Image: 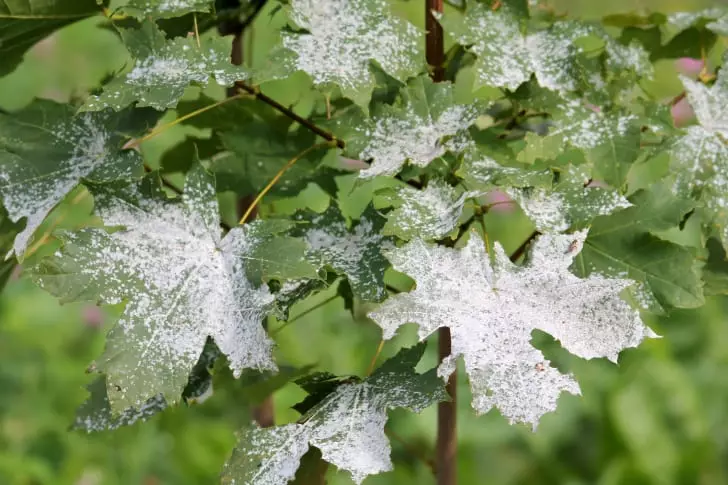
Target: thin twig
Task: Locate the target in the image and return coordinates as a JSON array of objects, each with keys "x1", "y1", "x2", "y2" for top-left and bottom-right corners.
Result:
[
  {"x1": 234, "y1": 82, "x2": 345, "y2": 149},
  {"x1": 271, "y1": 294, "x2": 339, "y2": 337},
  {"x1": 125, "y1": 93, "x2": 248, "y2": 149},
  {"x1": 239, "y1": 142, "x2": 332, "y2": 224},
  {"x1": 192, "y1": 13, "x2": 201, "y2": 48}
]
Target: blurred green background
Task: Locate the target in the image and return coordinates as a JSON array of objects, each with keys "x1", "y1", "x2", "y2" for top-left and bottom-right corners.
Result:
[{"x1": 3, "y1": 1, "x2": 728, "y2": 484}]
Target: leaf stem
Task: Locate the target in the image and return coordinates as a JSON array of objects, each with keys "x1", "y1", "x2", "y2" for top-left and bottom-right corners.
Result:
[
  {"x1": 125, "y1": 93, "x2": 248, "y2": 149},
  {"x1": 193, "y1": 13, "x2": 201, "y2": 48},
  {"x1": 238, "y1": 142, "x2": 332, "y2": 225},
  {"x1": 270, "y1": 294, "x2": 339, "y2": 336},
  {"x1": 366, "y1": 339, "x2": 385, "y2": 376}
]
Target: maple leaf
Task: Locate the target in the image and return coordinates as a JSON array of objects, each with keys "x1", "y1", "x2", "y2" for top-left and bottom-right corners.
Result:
[
  {"x1": 83, "y1": 21, "x2": 249, "y2": 111},
  {"x1": 378, "y1": 180, "x2": 471, "y2": 241},
  {"x1": 121, "y1": 0, "x2": 212, "y2": 19},
  {"x1": 369, "y1": 231, "x2": 656, "y2": 427},
  {"x1": 0, "y1": 100, "x2": 157, "y2": 259},
  {"x1": 507, "y1": 166, "x2": 631, "y2": 233},
  {"x1": 32, "y1": 166, "x2": 314, "y2": 412},
  {"x1": 0, "y1": 0, "x2": 102, "y2": 77},
  {"x1": 259, "y1": 0, "x2": 423, "y2": 109},
  {"x1": 333, "y1": 77, "x2": 481, "y2": 178},
  {"x1": 292, "y1": 205, "x2": 392, "y2": 302},
  {"x1": 518, "y1": 97, "x2": 641, "y2": 187},
  {"x1": 438, "y1": 3, "x2": 651, "y2": 93},
  {"x1": 221, "y1": 344, "x2": 447, "y2": 485},
  {"x1": 668, "y1": 71, "x2": 728, "y2": 251}
]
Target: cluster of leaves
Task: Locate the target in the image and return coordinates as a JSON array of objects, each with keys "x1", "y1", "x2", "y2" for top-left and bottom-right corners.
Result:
[{"x1": 2, "y1": 0, "x2": 728, "y2": 483}]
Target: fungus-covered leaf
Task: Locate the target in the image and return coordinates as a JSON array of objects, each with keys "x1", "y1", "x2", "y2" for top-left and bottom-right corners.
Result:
[
  {"x1": 221, "y1": 344, "x2": 447, "y2": 485},
  {"x1": 379, "y1": 180, "x2": 471, "y2": 240},
  {"x1": 508, "y1": 166, "x2": 631, "y2": 233},
  {"x1": 669, "y1": 72, "x2": 728, "y2": 251},
  {"x1": 31, "y1": 166, "x2": 313, "y2": 411},
  {"x1": 334, "y1": 77, "x2": 480, "y2": 178},
  {"x1": 0, "y1": 0, "x2": 103, "y2": 77},
  {"x1": 121, "y1": 0, "x2": 212, "y2": 19},
  {"x1": 369, "y1": 231, "x2": 656, "y2": 427},
  {"x1": 292, "y1": 205, "x2": 392, "y2": 302},
  {"x1": 84, "y1": 21, "x2": 249, "y2": 111},
  {"x1": 261, "y1": 0, "x2": 423, "y2": 109},
  {"x1": 573, "y1": 184, "x2": 704, "y2": 310},
  {"x1": 519, "y1": 98, "x2": 640, "y2": 187},
  {"x1": 0, "y1": 100, "x2": 157, "y2": 259},
  {"x1": 439, "y1": 4, "x2": 650, "y2": 93}
]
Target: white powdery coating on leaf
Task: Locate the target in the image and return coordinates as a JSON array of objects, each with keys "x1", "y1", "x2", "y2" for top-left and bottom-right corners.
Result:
[
  {"x1": 71, "y1": 179, "x2": 276, "y2": 409},
  {"x1": 0, "y1": 113, "x2": 133, "y2": 258},
  {"x1": 508, "y1": 189, "x2": 569, "y2": 233},
  {"x1": 670, "y1": 75, "x2": 728, "y2": 244},
  {"x1": 368, "y1": 232, "x2": 656, "y2": 427},
  {"x1": 386, "y1": 182, "x2": 470, "y2": 239},
  {"x1": 282, "y1": 0, "x2": 419, "y2": 92},
  {"x1": 304, "y1": 213, "x2": 390, "y2": 299},
  {"x1": 553, "y1": 99, "x2": 635, "y2": 150},
  {"x1": 136, "y1": 0, "x2": 209, "y2": 14},
  {"x1": 359, "y1": 104, "x2": 478, "y2": 178}
]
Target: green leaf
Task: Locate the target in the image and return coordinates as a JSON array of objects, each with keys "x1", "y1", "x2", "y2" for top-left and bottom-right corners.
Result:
[
  {"x1": 0, "y1": 99, "x2": 157, "y2": 259},
  {"x1": 507, "y1": 165, "x2": 631, "y2": 233},
  {"x1": 518, "y1": 98, "x2": 641, "y2": 187},
  {"x1": 74, "y1": 376, "x2": 167, "y2": 432},
  {"x1": 30, "y1": 166, "x2": 305, "y2": 412},
  {"x1": 0, "y1": 0, "x2": 104, "y2": 77},
  {"x1": 84, "y1": 21, "x2": 249, "y2": 111},
  {"x1": 221, "y1": 344, "x2": 447, "y2": 485},
  {"x1": 121, "y1": 0, "x2": 212, "y2": 19},
  {"x1": 0, "y1": 205, "x2": 21, "y2": 290},
  {"x1": 212, "y1": 121, "x2": 341, "y2": 198},
  {"x1": 668, "y1": 72, "x2": 728, "y2": 252},
  {"x1": 257, "y1": 0, "x2": 424, "y2": 109},
  {"x1": 573, "y1": 184, "x2": 704, "y2": 310},
  {"x1": 332, "y1": 76, "x2": 481, "y2": 178},
  {"x1": 369, "y1": 231, "x2": 656, "y2": 427},
  {"x1": 378, "y1": 180, "x2": 470, "y2": 241},
  {"x1": 291, "y1": 204, "x2": 392, "y2": 302},
  {"x1": 439, "y1": 5, "x2": 651, "y2": 93}
]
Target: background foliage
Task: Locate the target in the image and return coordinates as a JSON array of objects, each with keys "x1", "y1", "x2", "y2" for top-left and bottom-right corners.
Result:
[{"x1": 2, "y1": 0, "x2": 728, "y2": 484}]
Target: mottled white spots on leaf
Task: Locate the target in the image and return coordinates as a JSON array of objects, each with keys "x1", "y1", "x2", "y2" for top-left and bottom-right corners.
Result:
[
  {"x1": 123, "y1": 0, "x2": 211, "y2": 18},
  {"x1": 382, "y1": 181, "x2": 472, "y2": 240},
  {"x1": 0, "y1": 101, "x2": 149, "y2": 259},
  {"x1": 671, "y1": 74, "x2": 728, "y2": 249},
  {"x1": 84, "y1": 22, "x2": 249, "y2": 111},
  {"x1": 271, "y1": 0, "x2": 422, "y2": 106},
  {"x1": 439, "y1": 5, "x2": 651, "y2": 92},
  {"x1": 222, "y1": 345, "x2": 446, "y2": 485},
  {"x1": 36, "y1": 166, "x2": 277, "y2": 412},
  {"x1": 369, "y1": 232, "x2": 656, "y2": 427}
]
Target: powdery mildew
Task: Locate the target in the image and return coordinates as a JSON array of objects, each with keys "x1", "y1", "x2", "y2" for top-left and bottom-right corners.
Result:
[
  {"x1": 440, "y1": 5, "x2": 651, "y2": 92},
  {"x1": 357, "y1": 104, "x2": 478, "y2": 178},
  {"x1": 383, "y1": 181, "x2": 471, "y2": 240},
  {"x1": 671, "y1": 75, "x2": 728, "y2": 248},
  {"x1": 369, "y1": 231, "x2": 657, "y2": 427},
  {"x1": 301, "y1": 209, "x2": 391, "y2": 301},
  {"x1": 508, "y1": 167, "x2": 631, "y2": 233},
  {"x1": 0, "y1": 109, "x2": 140, "y2": 259},
  {"x1": 281, "y1": 0, "x2": 420, "y2": 99},
  {"x1": 125, "y1": 0, "x2": 211, "y2": 17},
  {"x1": 51, "y1": 168, "x2": 276, "y2": 411},
  {"x1": 222, "y1": 347, "x2": 445, "y2": 485},
  {"x1": 85, "y1": 24, "x2": 249, "y2": 111}
]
